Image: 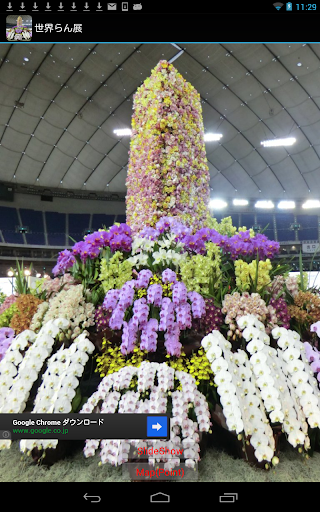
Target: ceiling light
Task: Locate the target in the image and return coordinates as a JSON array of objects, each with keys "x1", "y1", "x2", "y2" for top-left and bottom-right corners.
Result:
[
  {"x1": 209, "y1": 199, "x2": 228, "y2": 209},
  {"x1": 278, "y1": 200, "x2": 295, "y2": 209},
  {"x1": 36, "y1": 273, "x2": 41, "y2": 278},
  {"x1": 261, "y1": 137, "x2": 296, "y2": 147},
  {"x1": 24, "y1": 269, "x2": 31, "y2": 276},
  {"x1": 233, "y1": 199, "x2": 248, "y2": 206},
  {"x1": 204, "y1": 133, "x2": 223, "y2": 141},
  {"x1": 113, "y1": 128, "x2": 132, "y2": 136},
  {"x1": 255, "y1": 200, "x2": 274, "y2": 209},
  {"x1": 23, "y1": 57, "x2": 29, "y2": 62},
  {"x1": 297, "y1": 62, "x2": 302, "y2": 66},
  {"x1": 302, "y1": 199, "x2": 320, "y2": 209},
  {"x1": 7, "y1": 270, "x2": 14, "y2": 277}
]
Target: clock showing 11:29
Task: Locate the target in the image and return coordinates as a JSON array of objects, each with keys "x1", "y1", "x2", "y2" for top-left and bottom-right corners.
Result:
[{"x1": 296, "y1": 3, "x2": 317, "y2": 8}]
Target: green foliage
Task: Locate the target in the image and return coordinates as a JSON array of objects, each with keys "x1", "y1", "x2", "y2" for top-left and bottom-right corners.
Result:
[
  {"x1": 13, "y1": 261, "x2": 32, "y2": 295},
  {"x1": 86, "y1": 285, "x2": 106, "y2": 308},
  {"x1": 299, "y1": 250, "x2": 306, "y2": 292},
  {"x1": 71, "y1": 387, "x2": 82, "y2": 412},
  {"x1": 0, "y1": 292, "x2": 6, "y2": 305}
]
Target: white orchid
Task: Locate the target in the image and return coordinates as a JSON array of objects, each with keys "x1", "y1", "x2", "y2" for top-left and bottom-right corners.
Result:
[
  {"x1": 214, "y1": 370, "x2": 232, "y2": 386},
  {"x1": 236, "y1": 315, "x2": 257, "y2": 330},
  {"x1": 206, "y1": 344, "x2": 222, "y2": 362},
  {"x1": 242, "y1": 326, "x2": 262, "y2": 341},
  {"x1": 288, "y1": 430, "x2": 305, "y2": 447},
  {"x1": 254, "y1": 444, "x2": 274, "y2": 462},
  {"x1": 53, "y1": 318, "x2": 70, "y2": 329}
]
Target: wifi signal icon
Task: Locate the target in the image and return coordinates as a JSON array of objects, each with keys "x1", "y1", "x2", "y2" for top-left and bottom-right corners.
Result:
[{"x1": 273, "y1": 2, "x2": 284, "y2": 9}]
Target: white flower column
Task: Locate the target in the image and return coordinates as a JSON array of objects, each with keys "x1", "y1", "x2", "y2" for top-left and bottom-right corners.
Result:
[
  {"x1": 19, "y1": 331, "x2": 95, "y2": 454},
  {"x1": 0, "y1": 319, "x2": 70, "y2": 451},
  {"x1": 202, "y1": 315, "x2": 320, "y2": 465}
]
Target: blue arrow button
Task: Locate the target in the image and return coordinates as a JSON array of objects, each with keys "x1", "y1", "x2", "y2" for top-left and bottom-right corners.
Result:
[{"x1": 147, "y1": 416, "x2": 168, "y2": 437}]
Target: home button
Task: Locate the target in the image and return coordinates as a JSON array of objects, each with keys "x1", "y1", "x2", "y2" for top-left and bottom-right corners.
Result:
[{"x1": 150, "y1": 492, "x2": 170, "y2": 503}]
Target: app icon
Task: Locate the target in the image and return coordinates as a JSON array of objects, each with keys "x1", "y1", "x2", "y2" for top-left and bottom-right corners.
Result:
[
  {"x1": 6, "y1": 14, "x2": 32, "y2": 41},
  {"x1": 122, "y1": 2, "x2": 128, "y2": 10},
  {"x1": 286, "y1": 2, "x2": 292, "y2": 9},
  {"x1": 133, "y1": 3, "x2": 142, "y2": 9},
  {"x1": 107, "y1": 2, "x2": 117, "y2": 9}
]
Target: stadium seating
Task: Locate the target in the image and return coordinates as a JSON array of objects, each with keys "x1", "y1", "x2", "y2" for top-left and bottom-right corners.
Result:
[
  {"x1": 275, "y1": 213, "x2": 295, "y2": 242},
  {"x1": 0, "y1": 206, "x2": 318, "y2": 247},
  {"x1": 296, "y1": 214, "x2": 318, "y2": 242},
  {"x1": 19, "y1": 208, "x2": 45, "y2": 245},
  {"x1": 69, "y1": 213, "x2": 91, "y2": 244}
]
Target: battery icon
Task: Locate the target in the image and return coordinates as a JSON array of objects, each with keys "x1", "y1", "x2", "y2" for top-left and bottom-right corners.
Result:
[
  {"x1": 219, "y1": 493, "x2": 239, "y2": 503},
  {"x1": 286, "y1": 2, "x2": 293, "y2": 9}
]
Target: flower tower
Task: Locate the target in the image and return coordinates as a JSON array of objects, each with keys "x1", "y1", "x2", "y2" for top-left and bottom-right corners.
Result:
[{"x1": 126, "y1": 60, "x2": 210, "y2": 235}]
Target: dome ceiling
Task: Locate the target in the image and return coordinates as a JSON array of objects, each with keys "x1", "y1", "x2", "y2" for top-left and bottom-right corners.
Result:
[{"x1": 0, "y1": 42, "x2": 320, "y2": 202}]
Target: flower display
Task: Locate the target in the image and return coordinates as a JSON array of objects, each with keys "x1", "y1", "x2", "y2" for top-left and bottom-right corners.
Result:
[
  {"x1": 167, "y1": 347, "x2": 214, "y2": 387},
  {"x1": 179, "y1": 242, "x2": 222, "y2": 294},
  {"x1": 52, "y1": 250, "x2": 76, "y2": 276},
  {"x1": 29, "y1": 302, "x2": 49, "y2": 333},
  {"x1": 182, "y1": 228, "x2": 280, "y2": 260},
  {"x1": 201, "y1": 315, "x2": 320, "y2": 465},
  {"x1": 222, "y1": 292, "x2": 269, "y2": 339},
  {"x1": 0, "y1": 294, "x2": 17, "y2": 315},
  {"x1": 234, "y1": 259, "x2": 273, "y2": 292},
  {"x1": 41, "y1": 284, "x2": 95, "y2": 339},
  {"x1": 82, "y1": 361, "x2": 211, "y2": 468},
  {"x1": 268, "y1": 275, "x2": 286, "y2": 298},
  {"x1": 0, "y1": 319, "x2": 72, "y2": 450},
  {"x1": 2, "y1": 60, "x2": 320, "y2": 476},
  {"x1": 102, "y1": 268, "x2": 205, "y2": 357},
  {"x1": 9, "y1": 294, "x2": 43, "y2": 335},
  {"x1": 70, "y1": 225, "x2": 132, "y2": 264},
  {"x1": 288, "y1": 291, "x2": 320, "y2": 329},
  {"x1": 96, "y1": 339, "x2": 147, "y2": 377},
  {"x1": 126, "y1": 60, "x2": 210, "y2": 234},
  {"x1": 192, "y1": 298, "x2": 224, "y2": 336},
  {"x1": 19, "y1": 331, "x2": 95, "y2": 454},
  {"x1": 0, "y1": 303, "x2": 18, "y2": 329},
  {"x1": 99, "y1": 251, "x2": 133, "y2": 293},
  {"x1": 268, "y1": 297, "x2": 291, "y2": 330},
  {"x1": 94, "y1": 305, "x2": 113, "y2": 332},
  {"x1": 285, "y1": 274, "x2": 300, "y2": 297},
  {"x1": 40, "y1": 273, "x2": 75, "y2": 299}
]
